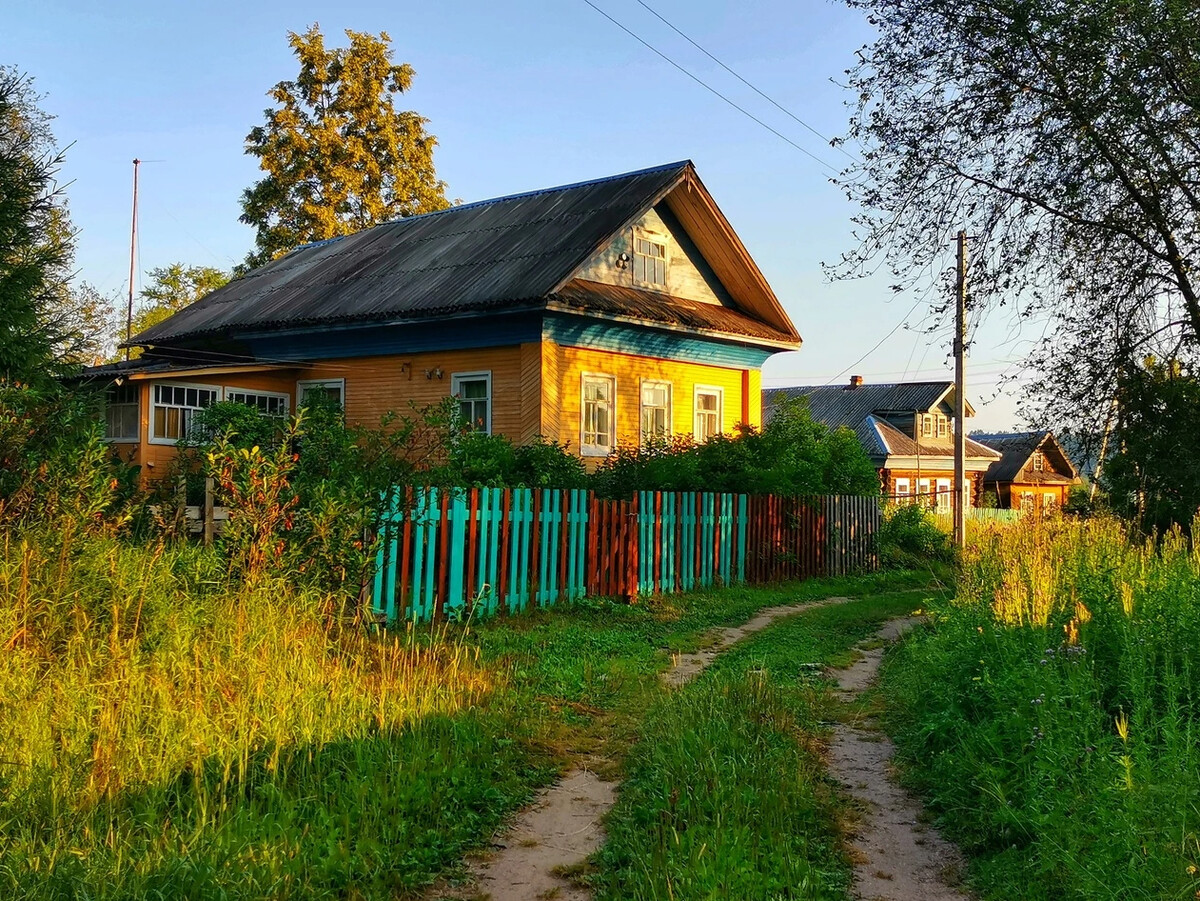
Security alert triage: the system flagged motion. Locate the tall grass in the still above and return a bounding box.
[0,528,540,898]
[883,517,1200,900]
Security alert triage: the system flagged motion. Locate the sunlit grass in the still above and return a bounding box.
[882,516,1200,900]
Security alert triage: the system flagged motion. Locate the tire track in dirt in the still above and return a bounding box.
[438,596,854,901]
[829,618,976,901]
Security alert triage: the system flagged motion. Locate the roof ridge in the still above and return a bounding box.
[287,160,694,255]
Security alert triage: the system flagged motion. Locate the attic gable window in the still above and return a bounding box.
[1033,451,1045,471]
[633,233,667,287]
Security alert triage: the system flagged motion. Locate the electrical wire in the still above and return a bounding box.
[632,0,858,163]
[579,0,840,174]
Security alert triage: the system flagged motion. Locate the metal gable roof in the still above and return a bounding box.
[763,382,961,428]
[974,431,1079,483]
[132,161,695,346]
[133,161,696,345]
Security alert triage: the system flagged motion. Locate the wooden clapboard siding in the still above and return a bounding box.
[518,342,543,444]
[547,341,753,452]
[539,340,562,442]
[313,347,526,436]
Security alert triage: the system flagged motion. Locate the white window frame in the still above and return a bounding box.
[935,478,952,513]
[694,385,724,443]
[103,383,140,443]
[937,415,948,438]
[149,381,222,445]
[921,414,934,438]
[1020,491,1036,511]
[1033,451,1045,471]
[639,379,672,445]
[632,229,668,287]
[918,477,932,508]
[894,477,911,504]
[451,370,493,434]
[580,372,617,458]
[296,378,346,408]
[224,388,290,417]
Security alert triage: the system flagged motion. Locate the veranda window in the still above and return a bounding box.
[694,387,723,443]
[452,371,492,433]
[151,383,219,443]
[104,383,139,442]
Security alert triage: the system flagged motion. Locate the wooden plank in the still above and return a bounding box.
[466,487,479,610]
[445,489,467,619]
[371,489,391,619]
[498,488,512,613]
[736,494,747,584]
[399,487,414,619]
[654,492,663,594]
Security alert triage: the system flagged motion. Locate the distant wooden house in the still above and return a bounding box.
[763,378,1001,509]
[80,161,800,479]
[973,431,1080,512]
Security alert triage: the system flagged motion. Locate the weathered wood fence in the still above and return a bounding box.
[371,488,880,623]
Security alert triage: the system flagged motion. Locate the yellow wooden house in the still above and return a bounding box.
[83,161,801,477]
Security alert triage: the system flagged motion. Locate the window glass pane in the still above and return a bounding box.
[461,379,488,399]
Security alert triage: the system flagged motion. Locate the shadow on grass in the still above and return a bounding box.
[3,711,559,900]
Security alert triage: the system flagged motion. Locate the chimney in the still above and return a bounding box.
[847,375,864,389]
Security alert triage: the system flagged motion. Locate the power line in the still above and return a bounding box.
[579,0,840,174]
[820,295,927,386]
[633,0,858,163]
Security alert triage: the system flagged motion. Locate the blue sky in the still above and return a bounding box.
[8,0,1038,428]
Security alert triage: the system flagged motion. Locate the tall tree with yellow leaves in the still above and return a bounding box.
[239,25,449,270]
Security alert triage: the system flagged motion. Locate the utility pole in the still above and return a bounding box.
[124,158,141,362]
[953,230,968,549]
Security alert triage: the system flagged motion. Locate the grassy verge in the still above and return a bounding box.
[880,518,1200,901]
[594,590,943,901]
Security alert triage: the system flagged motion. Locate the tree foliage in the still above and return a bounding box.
[239,25,449,270]
[0,67,76,382]
[835,0,1200,436]
[1102,358,1200,534]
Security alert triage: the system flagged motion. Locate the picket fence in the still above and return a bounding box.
[370,488,880,623]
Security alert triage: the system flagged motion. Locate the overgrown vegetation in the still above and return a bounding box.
[881,517,1200,900]
[0,496,936,899]
[0,381,913,897]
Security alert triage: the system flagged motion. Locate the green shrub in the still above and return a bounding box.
[877,502,952,568]
[0,382,136,534]
[591,397,879,499]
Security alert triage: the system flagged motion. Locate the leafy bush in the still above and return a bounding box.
[0,382,136,534]
[877,503,953,568]
[591,397,879,499]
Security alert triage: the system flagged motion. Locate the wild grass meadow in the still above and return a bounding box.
[883,517,1200,900]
